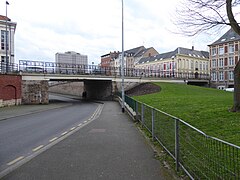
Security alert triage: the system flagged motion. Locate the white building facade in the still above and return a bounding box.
[0,15,17,71]
[55,51,88,65]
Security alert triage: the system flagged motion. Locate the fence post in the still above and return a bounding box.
[152,108,155,141]
[175,118,180,172]
[135,101,138,120]
[141,103,144,126]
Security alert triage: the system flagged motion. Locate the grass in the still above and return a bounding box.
[133,82,240,146]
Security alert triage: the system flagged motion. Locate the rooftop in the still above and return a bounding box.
[138,47,209,64]
[209,28,240,46]
[0,15,11,21]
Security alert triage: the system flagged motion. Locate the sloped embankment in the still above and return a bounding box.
[126,83,160,96]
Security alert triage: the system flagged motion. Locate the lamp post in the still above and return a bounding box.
[121,0,125,113]
[5,1,9,73]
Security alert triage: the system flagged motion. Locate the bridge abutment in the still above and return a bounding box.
[22,80,49,104]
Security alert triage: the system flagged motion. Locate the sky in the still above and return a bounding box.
[0,0,230,65]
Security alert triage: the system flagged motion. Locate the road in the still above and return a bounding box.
[0,94,99,173]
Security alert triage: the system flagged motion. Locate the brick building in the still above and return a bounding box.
[208,28,240,88]
[100,51,119,68]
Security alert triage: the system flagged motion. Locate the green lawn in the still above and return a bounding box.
[134,82,240,146]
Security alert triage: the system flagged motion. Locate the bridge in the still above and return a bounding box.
[0,60,210,106]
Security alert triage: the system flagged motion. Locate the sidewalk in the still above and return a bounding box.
[2,101,172,180]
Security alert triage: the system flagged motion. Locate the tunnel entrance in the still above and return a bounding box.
[84,80,112,100]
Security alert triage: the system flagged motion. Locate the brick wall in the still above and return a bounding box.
[0,75,22,107]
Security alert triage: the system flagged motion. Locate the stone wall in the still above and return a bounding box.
[22,80,49,104]
[0,74,22,107]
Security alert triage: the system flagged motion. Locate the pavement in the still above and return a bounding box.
[1,101,175,180]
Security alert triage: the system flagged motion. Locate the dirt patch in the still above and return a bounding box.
[126,83,161,96]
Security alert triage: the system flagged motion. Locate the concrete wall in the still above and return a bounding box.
[0,74,22,107]
[49,81,84,97]
[22,80,49,104]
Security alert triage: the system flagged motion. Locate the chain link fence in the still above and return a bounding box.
[123,95,240,179]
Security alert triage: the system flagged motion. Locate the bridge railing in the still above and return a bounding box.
[17,60,210,80]
[0,62,19,73]
[0,59,210,80]
[123,95,240,179]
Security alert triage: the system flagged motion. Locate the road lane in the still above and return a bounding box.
[0,95,99,172]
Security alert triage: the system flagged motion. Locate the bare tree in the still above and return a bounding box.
[175,0,240,36]
[175,0,240,112]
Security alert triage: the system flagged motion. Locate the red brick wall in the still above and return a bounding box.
[0,75,22,101]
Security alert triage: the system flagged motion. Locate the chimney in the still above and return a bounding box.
[192,46,194,50]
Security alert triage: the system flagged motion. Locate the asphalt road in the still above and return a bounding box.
[0,94,99,173]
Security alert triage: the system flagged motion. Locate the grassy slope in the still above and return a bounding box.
[134,82,240,146]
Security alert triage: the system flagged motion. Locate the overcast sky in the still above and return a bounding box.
[0,0,229,65]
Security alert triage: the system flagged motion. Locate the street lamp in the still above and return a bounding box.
[121,0,125,113]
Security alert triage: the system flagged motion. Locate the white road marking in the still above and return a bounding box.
[7,156,24,166]
[70,127,76,131]
[49,137,58,142]
[61,131,68,136]
[32,145,44,152]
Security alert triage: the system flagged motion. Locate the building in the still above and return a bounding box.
[208,28,240,89]
[125,46,159,69]
[55,51,88,65]
[100,51,119,68]
[55,51,88,74]
[136,47,209,79]
[0,15,17,72]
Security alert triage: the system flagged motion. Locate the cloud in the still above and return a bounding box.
[0,0,219,65]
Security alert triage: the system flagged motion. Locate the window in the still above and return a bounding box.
[229,44,234,53]
[212,59,216,68]
[219,46,224,55]
[212,47,217,56]
[229,71,234,80]
[1,30,9,50]
[206,62,208,70]
[212,72,217,81]
[200,62,202,70]
[229,57,234,66]
[191,60,194,69]
[195,61,198,70]
[219,71,224,81]
[219,58,224,67]
[203,62,205,70]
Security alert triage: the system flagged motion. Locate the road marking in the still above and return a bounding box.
[49,137,58,142]
[70,127,76,131]
[78,123,82,126]
[32,145,44,152]
[7,156,24,166]
[61,131,68,136]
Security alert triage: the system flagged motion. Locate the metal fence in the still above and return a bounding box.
[0,62,18,73]
[124,95,240,179]
[17,60,210,80]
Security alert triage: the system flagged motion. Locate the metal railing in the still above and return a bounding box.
[0,62,18,73]
[124,95,240,179]
[17,60,210,80]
